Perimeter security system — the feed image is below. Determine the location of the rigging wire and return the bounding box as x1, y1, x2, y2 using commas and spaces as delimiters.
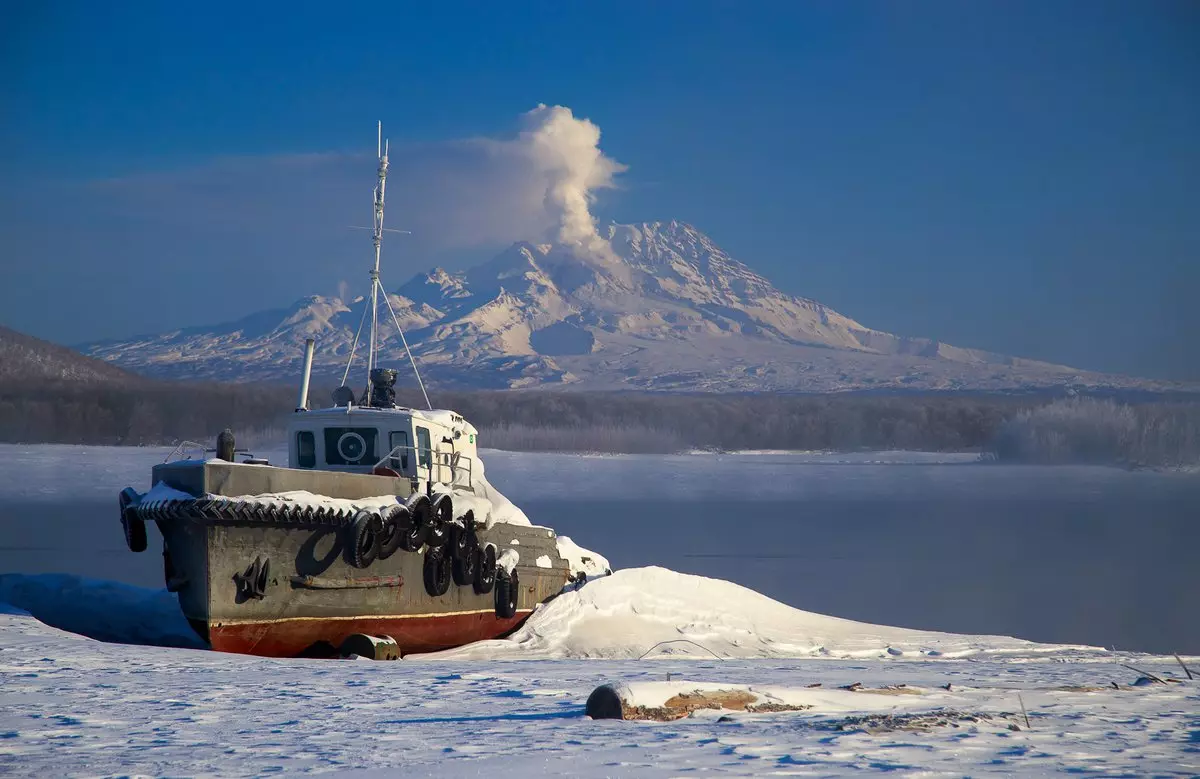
378, 278, 433, 410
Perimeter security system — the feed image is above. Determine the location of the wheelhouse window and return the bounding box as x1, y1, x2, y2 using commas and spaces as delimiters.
388, 430, 409, 471
323, 427, 377, 466
296, 431, 316, 468
416, 426, 432, 470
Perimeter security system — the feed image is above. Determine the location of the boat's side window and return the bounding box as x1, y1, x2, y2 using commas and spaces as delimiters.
416, 426, 432, 470
389, 430, 409, 471
297, 431, 316, 468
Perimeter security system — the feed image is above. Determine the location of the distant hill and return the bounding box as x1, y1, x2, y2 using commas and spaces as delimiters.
0, 325, 294, 445
0, 325, 139, 385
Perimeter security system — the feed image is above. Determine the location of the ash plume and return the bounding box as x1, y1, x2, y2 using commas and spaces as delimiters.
518, 104, 627, 263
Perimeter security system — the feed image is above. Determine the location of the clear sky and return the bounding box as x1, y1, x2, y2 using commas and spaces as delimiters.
2, 1, 1197, 380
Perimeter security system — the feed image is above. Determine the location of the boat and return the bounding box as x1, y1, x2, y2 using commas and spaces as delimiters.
115, 124, 605, 659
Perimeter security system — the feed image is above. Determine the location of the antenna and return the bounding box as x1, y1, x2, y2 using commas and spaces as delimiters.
338, 123, 433, 410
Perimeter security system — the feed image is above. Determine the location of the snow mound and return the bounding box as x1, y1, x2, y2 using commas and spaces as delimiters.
0, 574, 205, 649
417, 566, 1102, 661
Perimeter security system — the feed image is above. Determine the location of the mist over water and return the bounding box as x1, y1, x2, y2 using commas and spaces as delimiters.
0, 445, 1196, 654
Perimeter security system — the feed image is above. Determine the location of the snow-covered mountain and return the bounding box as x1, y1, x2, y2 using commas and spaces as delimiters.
82, 221, 1167, 392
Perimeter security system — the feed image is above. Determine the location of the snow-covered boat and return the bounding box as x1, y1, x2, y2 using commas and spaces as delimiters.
115, 125, 603, 658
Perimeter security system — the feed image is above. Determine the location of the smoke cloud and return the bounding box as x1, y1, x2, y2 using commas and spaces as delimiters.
85, 104, 626, 257
3, 106, 628, 341
519, 104, 627, 254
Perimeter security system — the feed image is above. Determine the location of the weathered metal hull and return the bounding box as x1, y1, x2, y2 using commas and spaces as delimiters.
141, 460, 570, 658
206, 610, 530, 657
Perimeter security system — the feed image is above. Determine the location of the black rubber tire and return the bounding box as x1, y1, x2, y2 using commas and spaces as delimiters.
347, 510, 381, 569
425, 511, 449, 550
495, 568, 519, 619
118, 488, 147, 553
450, 511, 477, 560
473, 544, 497, 595
162, 541, 179, 591
378, 505, 409, 560
402, 497, 431, 552
451, 540, 478, 586
433, 494, 454, 526
423, 548, 452, 597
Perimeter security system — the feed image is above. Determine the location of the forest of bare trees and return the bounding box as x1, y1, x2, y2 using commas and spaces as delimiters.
986, 397, 1200, 467
3, 373, 1196, 466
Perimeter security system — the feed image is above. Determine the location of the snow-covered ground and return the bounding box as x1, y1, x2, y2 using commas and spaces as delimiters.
1, 444, 1198, 775
1, 570, 1197, 777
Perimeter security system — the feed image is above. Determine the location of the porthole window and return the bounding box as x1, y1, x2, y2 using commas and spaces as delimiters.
323, 427, 377, 466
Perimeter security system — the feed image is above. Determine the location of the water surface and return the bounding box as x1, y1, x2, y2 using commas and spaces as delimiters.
0, 445, 1196, 653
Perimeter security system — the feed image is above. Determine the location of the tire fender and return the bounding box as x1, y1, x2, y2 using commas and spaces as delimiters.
425, 493, 452, 549
402, 495, 432, 551
473, 543, 497, 595
423, 548, 452, 597
118, 487, 147, 553
495, 567, 519, 619
347, 509, 381, 569
378, 504, 409, 560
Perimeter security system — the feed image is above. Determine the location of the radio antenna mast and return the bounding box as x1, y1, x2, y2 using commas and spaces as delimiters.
340, 122, 433, 410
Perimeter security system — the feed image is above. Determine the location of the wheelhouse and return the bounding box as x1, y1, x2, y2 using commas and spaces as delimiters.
287, 401, 479, 492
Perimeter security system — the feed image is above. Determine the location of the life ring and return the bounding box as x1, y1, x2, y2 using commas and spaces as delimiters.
347, 510, 381, 569
495, 567, 518, 619
423, 548, 451, 596
118, 488, 147, 553
377, 505, 409, 560
372, 465, 401, 478
473, 544, 497, 595
402, 495, 432, 551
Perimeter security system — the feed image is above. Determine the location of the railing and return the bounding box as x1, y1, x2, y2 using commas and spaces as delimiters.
164, 441, 259, 464
374, 444, 474, 489
163, 440, 212, 463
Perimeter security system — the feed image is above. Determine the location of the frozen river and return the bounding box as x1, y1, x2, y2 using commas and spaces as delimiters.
0, 445, 1197, 653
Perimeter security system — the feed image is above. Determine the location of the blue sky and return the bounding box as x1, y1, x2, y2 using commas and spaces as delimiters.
1, 1, 1197, 380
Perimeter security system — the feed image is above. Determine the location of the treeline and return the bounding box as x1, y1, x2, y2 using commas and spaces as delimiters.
2, 378, 1197, 466
436, 391, 1028, 454
0, 380, 296, 446
986, 398, 1200, 467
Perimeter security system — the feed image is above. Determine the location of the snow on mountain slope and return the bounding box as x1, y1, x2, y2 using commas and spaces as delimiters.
81, 221, 1166, 392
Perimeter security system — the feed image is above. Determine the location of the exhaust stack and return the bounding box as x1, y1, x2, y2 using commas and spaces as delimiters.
296, 338, 315, 411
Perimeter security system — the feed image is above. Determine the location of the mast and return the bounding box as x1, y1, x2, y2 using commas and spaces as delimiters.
339, 122, 433, 410
365, 121, 387, 392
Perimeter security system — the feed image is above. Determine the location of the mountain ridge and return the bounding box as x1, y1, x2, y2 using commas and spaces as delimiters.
80, 221, 1181, 393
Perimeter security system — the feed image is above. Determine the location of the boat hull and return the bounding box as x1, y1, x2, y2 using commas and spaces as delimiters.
207, 609, 532, 657
141, 459, 570, 658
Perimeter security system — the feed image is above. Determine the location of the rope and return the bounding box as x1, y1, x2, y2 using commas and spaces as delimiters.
637, 639, 726, 661
378, 278, 433, 410
340, 292, 372, 388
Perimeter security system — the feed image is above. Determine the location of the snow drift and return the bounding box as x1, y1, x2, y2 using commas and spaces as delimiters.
415, 566, 1098, 661
0, 573, 205, 649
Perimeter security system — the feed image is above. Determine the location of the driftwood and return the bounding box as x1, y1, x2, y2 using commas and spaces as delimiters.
586, 685, 812, 721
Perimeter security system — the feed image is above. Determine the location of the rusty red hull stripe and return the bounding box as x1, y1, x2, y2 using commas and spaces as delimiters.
208, 609, 533, 657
